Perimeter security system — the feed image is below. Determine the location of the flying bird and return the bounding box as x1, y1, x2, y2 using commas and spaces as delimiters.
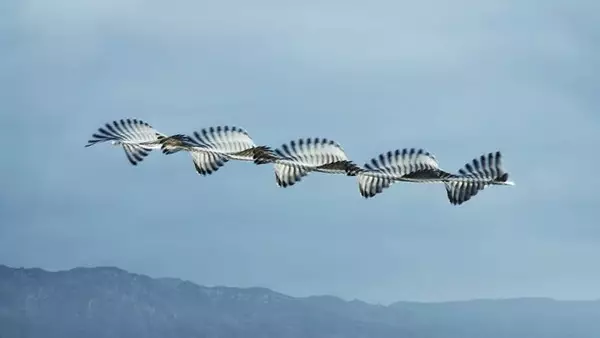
348, 148, 444, 197
85, 119, 513, 206
350, 148, 514, 205
157, 126, 273, 176
443, 151, 514, 205
254, 137, 359, 187
85, 118, 169, 166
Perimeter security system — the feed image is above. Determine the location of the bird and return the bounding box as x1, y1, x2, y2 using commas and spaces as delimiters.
85, 119, 514, 206
157, 126, 273, 176
348, 148, 444, 197
85, 118, 169, 166
349, 148, 514, 205
253, 137, 360, 187
442, 151, 514, 205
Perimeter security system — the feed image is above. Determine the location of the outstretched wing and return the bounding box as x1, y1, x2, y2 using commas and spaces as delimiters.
273, 138, 351, 168
357, 174, 395, 198
157, 135, 232, 175
444, 151, 512, 205
86, 119, 164, 147
85, 119, 165, 166
268, 138, 353, 187
353, 148, 441, 197
273, 163, 312, 187
361, 148, 440, 177
444, 181, 487, 205
456, 151, 509, 183
188, 126, 258, 155
190, 151, 230, 176
119, 144, 153, 166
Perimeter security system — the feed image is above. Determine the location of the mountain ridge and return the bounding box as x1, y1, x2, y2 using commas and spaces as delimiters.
1, 263, 599, 338
5, 263, 596, 305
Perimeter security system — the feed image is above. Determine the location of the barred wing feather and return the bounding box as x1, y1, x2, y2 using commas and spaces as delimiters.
189, 126, 258, 157
86, 119, 164, 146
445, 151, 512, 205
85, 119, 165, 166
358, 174, 394, 198
157, 127, 270, 177
190, 151, 230, 176
362, 148, 440, 177
121, 144, 152, 166
445, 181, 487, 205
273, 138, 350, 168
274, 163, 311, 187
270, 138, 355, 187
355, 148, 442, 198
457, 151, 508, 182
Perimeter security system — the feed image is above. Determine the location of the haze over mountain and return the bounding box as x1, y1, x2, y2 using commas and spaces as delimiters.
1, 264, 599, 338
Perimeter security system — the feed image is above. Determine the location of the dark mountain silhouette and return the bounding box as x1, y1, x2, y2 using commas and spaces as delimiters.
1, 264, 599, 338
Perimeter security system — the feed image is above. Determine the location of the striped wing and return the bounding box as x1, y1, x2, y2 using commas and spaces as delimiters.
274, 138, 350, 168
362, 148, 440, 177
188, 126, 259, 158
444, 151, 511, 205
355, 148, 441, 198
445, 181, 487, 205
273, 163, 311, 187
358, 175, 394, 198
157, 134, 231, 176
85, 118, 165, 166
190, 151, 230, 176
270, 138, 354, 187
456, 151, 508, 183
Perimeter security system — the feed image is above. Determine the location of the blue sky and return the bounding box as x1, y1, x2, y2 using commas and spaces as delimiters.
1, 0, 599, 303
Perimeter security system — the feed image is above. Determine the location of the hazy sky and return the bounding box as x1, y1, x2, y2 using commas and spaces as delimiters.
2, 0, 599, 304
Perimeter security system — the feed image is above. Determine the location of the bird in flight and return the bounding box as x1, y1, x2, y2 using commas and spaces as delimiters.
156, 126, 273, 176
85, 118, 168, 166
349, 148, 514, 205
85, 119, 514, 206
253, 137, 360, 187
441, 151, 514, 205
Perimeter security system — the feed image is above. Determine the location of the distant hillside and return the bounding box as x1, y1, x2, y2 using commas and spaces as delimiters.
0, 265, 599, 338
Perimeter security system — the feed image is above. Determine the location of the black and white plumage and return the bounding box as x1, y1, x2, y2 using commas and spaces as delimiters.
86, 119, 514, 206
444, 151, 514, 205
158, 126, 273, 176
254, 137, 359, 187
352, 148, 514, 205
85, 119, 167, 165
350, 148, 447, 198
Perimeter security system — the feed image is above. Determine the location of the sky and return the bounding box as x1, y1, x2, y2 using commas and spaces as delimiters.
1, 0, 599, 304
